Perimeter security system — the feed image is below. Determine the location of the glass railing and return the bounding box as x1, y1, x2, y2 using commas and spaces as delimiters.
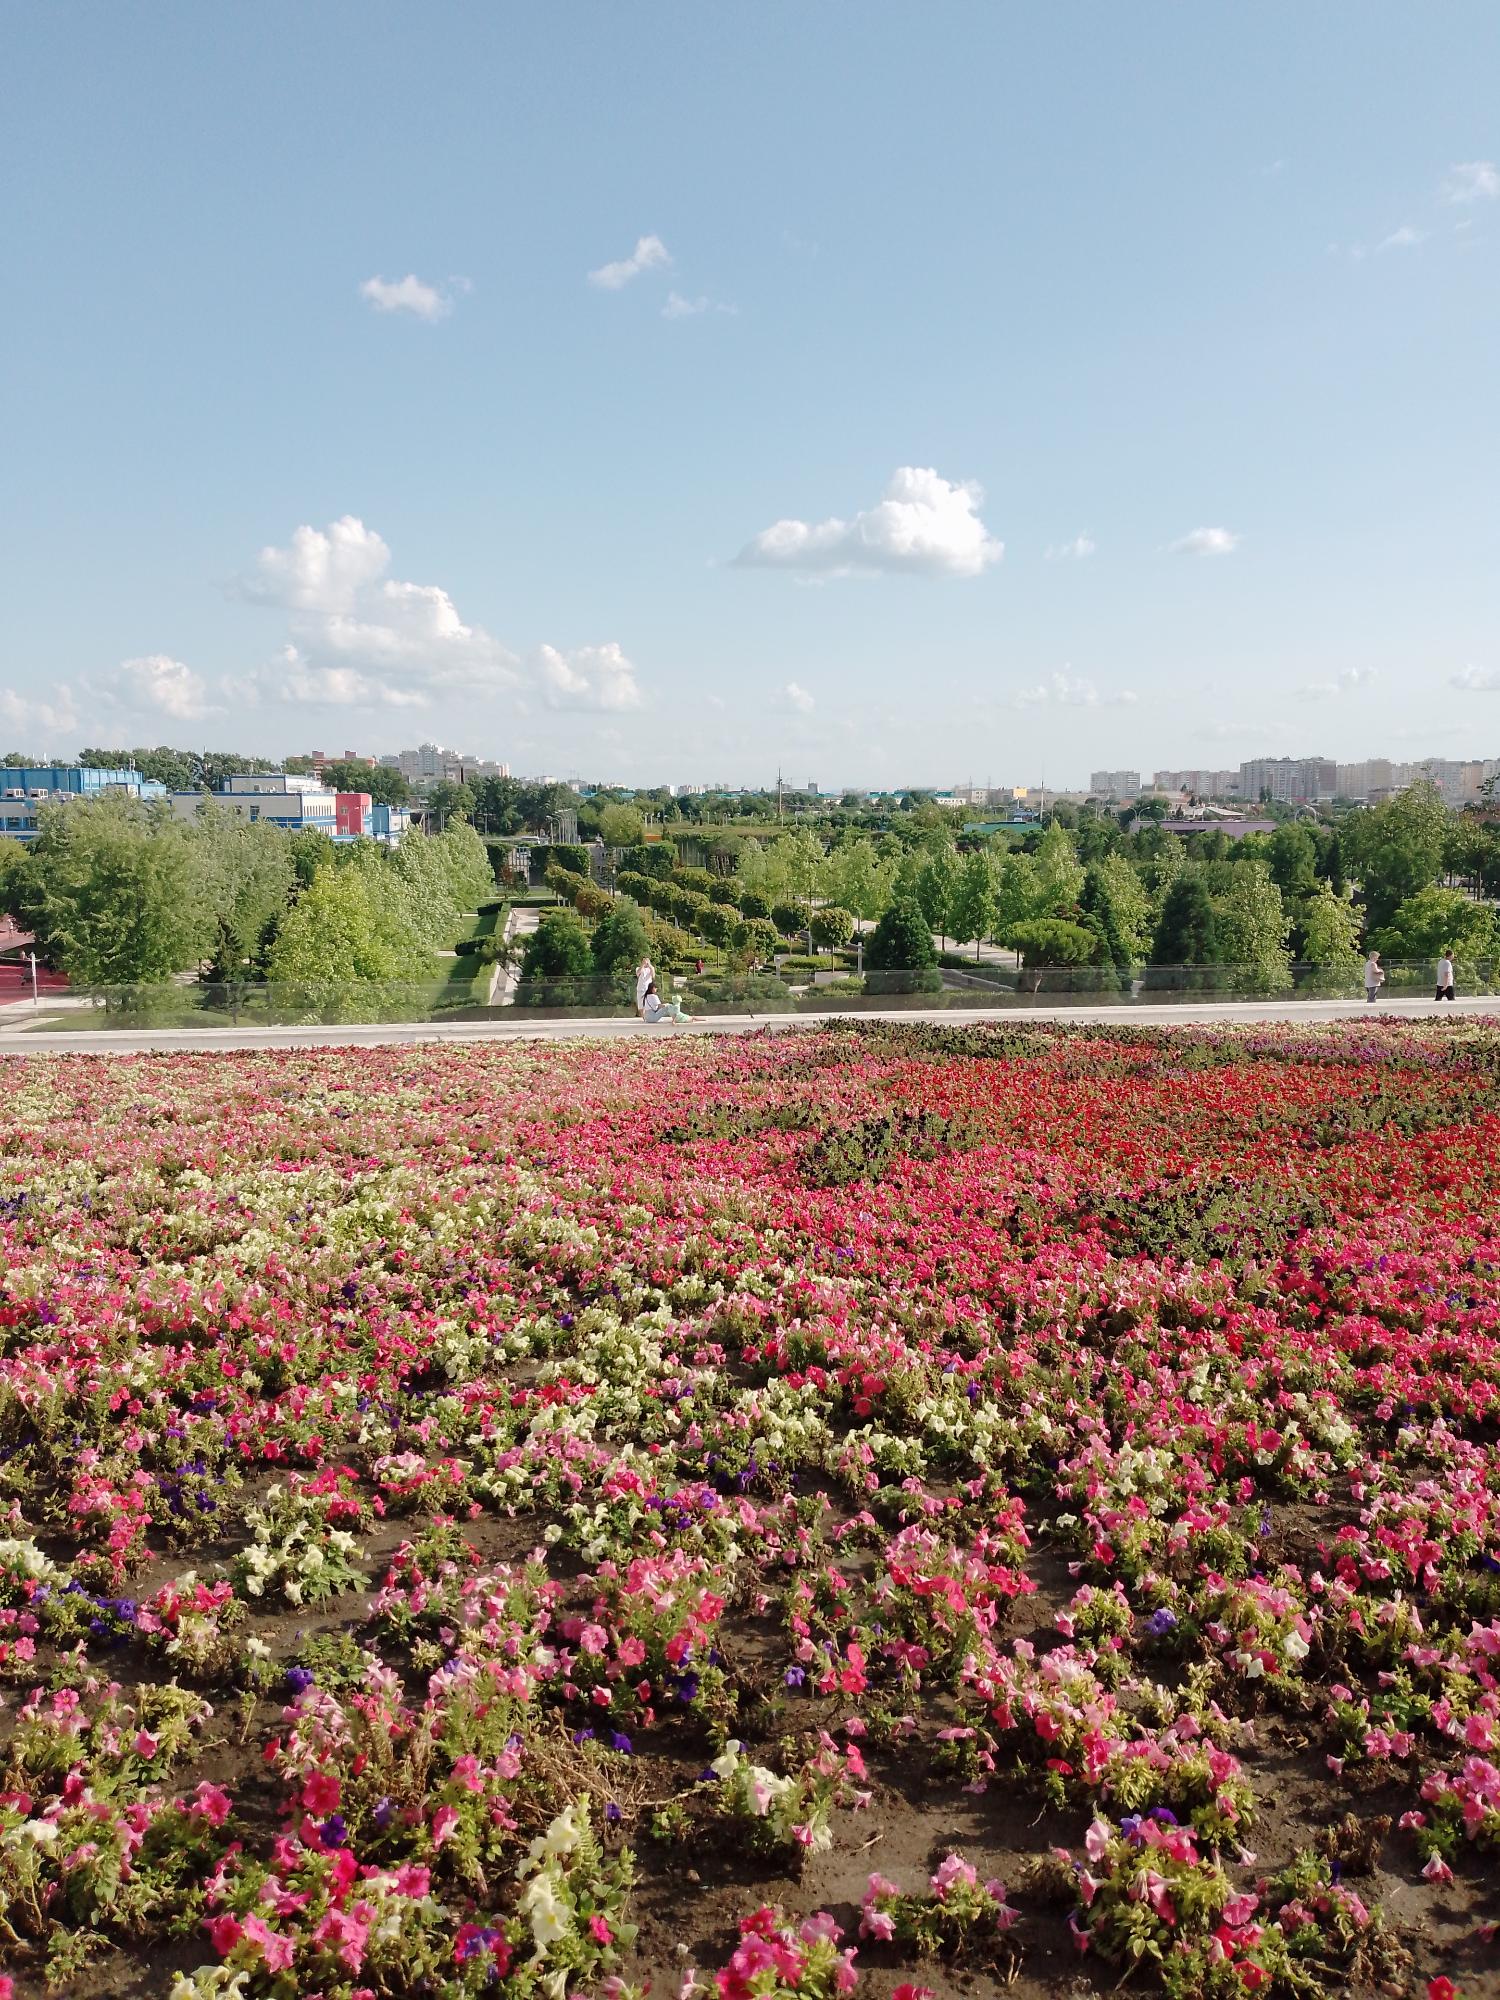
5, 962, 1497, 1032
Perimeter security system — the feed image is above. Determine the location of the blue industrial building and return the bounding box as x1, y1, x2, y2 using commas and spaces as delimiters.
0, 766, 169, 843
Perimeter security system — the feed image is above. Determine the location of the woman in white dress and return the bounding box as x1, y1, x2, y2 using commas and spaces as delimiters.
634, 956, 654, 1016
641, 981, 689, 1024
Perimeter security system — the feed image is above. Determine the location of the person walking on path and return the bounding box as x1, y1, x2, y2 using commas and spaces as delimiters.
641, 980, 690, 1024
1364, 950, 1385, 1003
634, 955, 654, 1017
1435, 950, 1456, 1002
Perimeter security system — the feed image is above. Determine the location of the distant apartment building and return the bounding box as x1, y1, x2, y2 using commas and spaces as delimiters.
1153, 769, 1240, 798
1238, 757, 1337, 804
1089, 769, 1141, 797
0, 765, 169, 843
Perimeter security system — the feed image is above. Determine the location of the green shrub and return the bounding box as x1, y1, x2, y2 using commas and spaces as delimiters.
865, 900, 937, 971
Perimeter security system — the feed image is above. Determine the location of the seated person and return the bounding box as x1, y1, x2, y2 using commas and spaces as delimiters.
641, 980, 690, 1024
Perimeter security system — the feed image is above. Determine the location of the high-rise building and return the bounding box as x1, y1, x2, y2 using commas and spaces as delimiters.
1239, 757, 1337, 803
1089, 769, 1141, 797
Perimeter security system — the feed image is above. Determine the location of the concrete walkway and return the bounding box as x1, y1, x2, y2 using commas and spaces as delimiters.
2, 993, 1497, 1056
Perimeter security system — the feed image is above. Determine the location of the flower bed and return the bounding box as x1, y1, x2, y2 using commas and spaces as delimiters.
2, 1018, 1499, 1998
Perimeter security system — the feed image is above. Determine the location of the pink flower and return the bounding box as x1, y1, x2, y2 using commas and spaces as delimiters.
242, 1914, 296, 1973
190, 1782, 233, 1826
1423, 1853, 1454, 1884
206, 1914, 243, 1956
301, 1771, 341, 1815
431, 1804, 461, 1846
579, 1623, 609, 1655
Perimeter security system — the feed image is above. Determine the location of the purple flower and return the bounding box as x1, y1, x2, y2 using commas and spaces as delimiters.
1144, 1608, 1178, 1637
784, 1666, 806, 1687
609, 1731, 632, 1754
286, 1666, 315, 1695
321, 1814, 348, 1847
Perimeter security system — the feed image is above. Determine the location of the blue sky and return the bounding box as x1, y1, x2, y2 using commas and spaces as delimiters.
2, 4, 1497, 787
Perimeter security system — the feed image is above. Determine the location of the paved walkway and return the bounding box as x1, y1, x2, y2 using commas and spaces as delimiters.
2, 993, 1496, 1056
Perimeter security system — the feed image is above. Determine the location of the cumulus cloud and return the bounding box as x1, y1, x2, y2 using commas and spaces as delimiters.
359, 273, 461, 321
1296, 666, 1377, 701
588, 235, 671, 290
1443, 161, 1499, 204
1003, 670, 1137, 710
1045, 532, 1096, 560
1451, 663, 1500, 692
0, 684, 79, 736
535, 642, 642, 712
234, 516, 518, 707
736, 467, 1003, 579
1169, 526, 1240, 556
117, 654, 217, 720
238, 647, 431, 710
1376, 225, 1424, 252
783, 681, 816, 713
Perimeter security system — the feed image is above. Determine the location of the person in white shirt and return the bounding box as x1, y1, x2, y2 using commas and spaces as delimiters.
641, 981, 689, 1024
1435, 952, 1455, 1002
1363, 951, 1385, 1003
634, 956, 654, 1017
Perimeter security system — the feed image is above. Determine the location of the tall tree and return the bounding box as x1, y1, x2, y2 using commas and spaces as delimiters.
1342, 780, 1449, 928
1151, 873, 1220, 966
18, 796, 209, 985
1215, 861, 1291, 986
948, 848, 998, 960
915, 839, 962, 948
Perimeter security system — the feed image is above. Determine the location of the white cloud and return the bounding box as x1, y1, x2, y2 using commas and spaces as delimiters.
1377, 225, 1424, 252
784, 681, 816, 713
535, 642, 642, 712
662, 291, 736, 320
234, 516, 518, 707
1296, 666, 1377, 701
1443, 161, 1499, 204
240, 647, 431, 710
1169, 526, 1240, 557
588, 234, 671, 290
239, 516, 393, 614
1003, 669, 1136, 710
0, 684, 80, 737
736, 467, 1004, 579
1451, 663, 1500, 692
359, 273, 459, 321
1045, 532, 1096, 560
117, 654, 217, 720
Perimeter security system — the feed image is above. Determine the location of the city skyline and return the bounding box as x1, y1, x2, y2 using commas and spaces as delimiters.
3, 6, 1497, 779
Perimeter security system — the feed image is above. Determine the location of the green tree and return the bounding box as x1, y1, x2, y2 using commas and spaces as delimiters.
189, 811, 295, 982
591, 902, 651, 973
1265, 823, 1318, 898
599, 803, 646, 848
1215, 861, 1291, 987
18, 796, 209, 986
361, 766, 413, 807
387, 833, 463, 946
1031, 820, 1085, 914
428, 821, 496, 911
1078, 862, 1133, 971
915, 839, 962, 948
426, 780, 476, 826
265, 866, 412, 997
1151, 873, 1220, 966
1296, 886, 1363, 973
521, 910, 592, 980
823, 836, 894, 923
864, 899, 938, 972
948, 849, 998, 960
1342, 780, 1449, 928
809, 904, 855, 951
1372, 886, 1496, 966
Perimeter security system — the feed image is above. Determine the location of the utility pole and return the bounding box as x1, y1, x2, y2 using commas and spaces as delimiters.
776, 769, 784, 824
